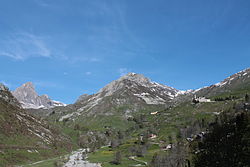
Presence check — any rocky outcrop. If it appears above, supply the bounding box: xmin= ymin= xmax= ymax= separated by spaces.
xmin=12 ymin=82 xmax=66 ymax=109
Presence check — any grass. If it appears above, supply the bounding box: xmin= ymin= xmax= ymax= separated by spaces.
xmin=0 ymin=135 xmax=70 ymax=167
xmin=210 ymin=84 xmax=250 ymax=100
xmin=87 ymin=99 xmax=243 ymax=167
xmin=88 ymin=147 xmax=143 ymax=167
xmin=22 ymin=157 xmax=60 ymax=167
xmin=0 ymin=149 xmax=55 ymax=167
xmin=22 ymin=153 xmax=70 ymax=167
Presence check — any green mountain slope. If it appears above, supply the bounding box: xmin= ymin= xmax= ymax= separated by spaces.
xmin=0 ymin=84 xmax=72 ymax=166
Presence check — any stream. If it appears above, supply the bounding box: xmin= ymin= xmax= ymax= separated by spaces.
xmin=63 ymin=149 xmax=101 ymax=167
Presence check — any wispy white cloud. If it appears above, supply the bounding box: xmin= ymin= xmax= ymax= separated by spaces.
xmin=0 ymin=32 xmax=52 ymax=60
xmin=0 ymin=31 xmax=104 ymax=64
xmin=0 ymin=52 xmax=24 ymax=60
xmin=79 ymin=1 xmax=147 ymax=58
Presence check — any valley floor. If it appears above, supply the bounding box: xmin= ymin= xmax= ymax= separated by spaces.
xmin=21 ymin=149 xmax=101 ymax=167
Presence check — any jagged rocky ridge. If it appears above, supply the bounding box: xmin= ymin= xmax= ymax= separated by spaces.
xmin=12 ymin=82 xmax=66 ymax=109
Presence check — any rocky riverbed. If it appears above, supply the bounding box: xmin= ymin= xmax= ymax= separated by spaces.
xmin=63 ymin=149 xmax=101 ymax=167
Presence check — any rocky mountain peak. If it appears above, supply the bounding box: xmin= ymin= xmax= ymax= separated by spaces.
xmin=13 ymin=82 xmax=38 ymax=104
xmin=119 ymin=72 xmax=151 ymax=86
xmin=23 ymin=82 xmax=35 ymax=88
xmin=97 ymin=73 xmax=152 ymax=97
xmin=12 ymin=82 xmax=66 ymax=109
xmin=73 ymin=73 xmax=181 ymax=118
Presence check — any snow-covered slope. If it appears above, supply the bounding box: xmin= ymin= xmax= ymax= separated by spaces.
xmin=213 ymin=68 xmax=250 ymax=87
xmin=12 ymin=82 xmax=66 ymax=109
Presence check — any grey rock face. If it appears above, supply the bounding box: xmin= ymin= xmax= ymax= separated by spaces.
xmin=76 ymin=94 xmax=90 ymax=103
xmin=62 ymin=73 xmax=182 ymax=120
xmin=12 ymin=82 xmax=66 ymax=109
xmin=95 ymin=72 xmax=179 ymax=103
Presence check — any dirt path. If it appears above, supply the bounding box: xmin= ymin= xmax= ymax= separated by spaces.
xmin=18 ymin=157 xmax=58 ymax=167
xmin=129 ymin=156 xmax=148 ymax=166
xmin=0 ymin=144 xmax=48 ymax=150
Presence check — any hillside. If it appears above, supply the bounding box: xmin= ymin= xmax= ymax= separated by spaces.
xmin=176 ymin=68 xmax=250 ymax=102
xmin=190 ymin=100 xmax=250 ymax=167
xmin=0 ymin=84 xmax=72 ymax=166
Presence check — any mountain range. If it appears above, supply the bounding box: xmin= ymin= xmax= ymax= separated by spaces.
xmin=12 ymin=82 xmax=66 ymax=109
xmin=11 ymin=68 xmax=250 ymax=120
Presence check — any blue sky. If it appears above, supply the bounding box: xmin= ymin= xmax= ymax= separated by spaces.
xmin=0 ymin=0 xmax=250 ymax=104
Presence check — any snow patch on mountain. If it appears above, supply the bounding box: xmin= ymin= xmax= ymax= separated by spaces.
xmin=93 ymin=73 xmax=179 ymax=105
xmin=134 ymin=93 xmax=165 ymax=104
xmin=213 ymin=68 xmax=250 ymax=88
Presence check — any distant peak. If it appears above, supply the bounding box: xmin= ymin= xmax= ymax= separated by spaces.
xmin=126 ymin=72 xmax=137 ymax=76
xmin=12 ymin=82 xmax=65 ymax=109
xmin=119 ymin=72 xmax=150 ymax=83
xmin=22 ymin=82 xmax=35 ymax=89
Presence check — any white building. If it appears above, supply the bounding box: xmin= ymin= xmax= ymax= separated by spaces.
xmin=194 ymin=95 xmax=211 ymax=102
xmin=150 ymin=111 xmax=158 ymax=115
